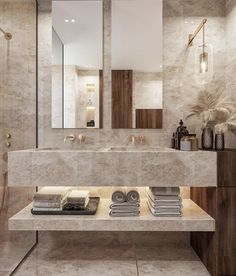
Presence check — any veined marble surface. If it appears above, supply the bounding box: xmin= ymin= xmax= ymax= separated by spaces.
xmin=9 ymin=199 xmax=215 ymax=232
xmin=8 ymin=148 xmax=217 ymax=187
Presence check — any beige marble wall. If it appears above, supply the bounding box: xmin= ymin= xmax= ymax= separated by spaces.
xmin=0 ymin=0 xmax=36 ymax=274
xmin=36 ymin=0 xmax=228 ymax=245
xmin=225 ymin=0 xmax=236 ymax=148
xmin=38 ymin=0 xmax=229 ymax=148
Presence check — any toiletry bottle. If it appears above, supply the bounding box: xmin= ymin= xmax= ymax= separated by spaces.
xmin=171 ymin=133 xmax=176 ymax=149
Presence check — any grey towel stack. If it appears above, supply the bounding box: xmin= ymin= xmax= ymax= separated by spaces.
xmin=32 ymin=187 xmax=71 ymax=211
xmin=146 ymin=187 xmax=183 ymax=217
xmin=63 ymin=190 xmax=90 ymax=210
xmin=110 ymin=188 xmax=140 ymax=217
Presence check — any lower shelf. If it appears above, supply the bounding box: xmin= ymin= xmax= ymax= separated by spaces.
xmin=9 ymin=199 xmax=215 ymax=232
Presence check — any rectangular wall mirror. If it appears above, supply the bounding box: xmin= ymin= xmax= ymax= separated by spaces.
xmin=52 ymin=0 xmax=103 ymax=129
xmin=111 ymin=0 xmax=163 ymax=129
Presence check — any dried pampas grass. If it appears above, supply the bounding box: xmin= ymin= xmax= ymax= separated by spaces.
xmin=186 ymin=88 xmax=236 ymax=128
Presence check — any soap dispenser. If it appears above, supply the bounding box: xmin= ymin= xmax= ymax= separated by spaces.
xmin=175 ymin=120 xmax=189 ymax=149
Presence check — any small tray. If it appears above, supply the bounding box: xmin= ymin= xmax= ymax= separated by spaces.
xmin=31 ymin=197 xmax=100 ymax=215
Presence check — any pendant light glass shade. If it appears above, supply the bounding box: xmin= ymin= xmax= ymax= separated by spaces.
xmin=195 ymin=43 xmax=213 ymax=85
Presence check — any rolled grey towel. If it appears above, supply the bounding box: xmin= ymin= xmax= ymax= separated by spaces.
xmin=111 ymin=188 xmax=126 ymax=203
xmin=126 ymin=188 xmax=140 ymax=203
xmin=149 ymin=187 xmax=180 ymax=196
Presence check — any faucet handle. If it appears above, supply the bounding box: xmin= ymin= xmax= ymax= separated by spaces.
xmin=64 ymin=134 xmax=76 ymax=143
xmin=138 ymin=135 xmax=145 ymax=144
xmin=128 ymin=135 xmax=136 ymax=144
xmin=78 ymin=134 xmax=86 ymax=144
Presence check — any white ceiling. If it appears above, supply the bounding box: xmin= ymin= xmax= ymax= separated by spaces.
xmin=52 ymin=0 xmax=162 ymax=72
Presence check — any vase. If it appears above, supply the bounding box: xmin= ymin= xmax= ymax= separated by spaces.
xmin=215 ymin=133 xmax=225 ymax=151
xmin=201 ymin=127 xmax=214 ymax=150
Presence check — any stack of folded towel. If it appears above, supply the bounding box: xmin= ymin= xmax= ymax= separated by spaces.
xmin=109 ymin=188 xmax=140 ymax=217
xmin=146 ymin=187 xmax=183 ymax=217
xmin=63 ymin=190 xmax=90 ymax=210
xmin=32 ymin=187 xmax=71 ymax=212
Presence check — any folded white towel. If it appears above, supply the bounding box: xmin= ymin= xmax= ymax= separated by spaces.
xmin=66 ymin=190 xmax=90 ymax=206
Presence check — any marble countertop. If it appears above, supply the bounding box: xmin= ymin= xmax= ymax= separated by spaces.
xmin=8 ymin=147 xmax=217 ymax=187
xmin=9 ymin=199 xmax=215 ymax=232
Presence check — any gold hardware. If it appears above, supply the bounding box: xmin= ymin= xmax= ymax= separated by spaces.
xmin=5 ymin=142 xmax=11 ymax=148
xmin=188 ymin=18 xmax=207 ymax=46
xmin=139 ymin=135 xmax=145 ymax=144
xmin=0 ymin=27 xmax=12 ymax=40
xmin=64 ymin=134 xmax=76 ymax=143
xmin=78 ymin=134 xmax=86 ymax=144
xmin=5 ymin=133 xmax=11 ymax=139
xmin=128 ymin=135 xmax=136 ymax=145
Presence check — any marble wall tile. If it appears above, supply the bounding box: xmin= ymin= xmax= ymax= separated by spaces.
xmin=0 ymin=0 xmax=37 ymax=274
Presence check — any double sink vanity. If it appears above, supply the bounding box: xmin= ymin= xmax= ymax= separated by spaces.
xmin=8 ymin=146 xmax=217 ymax=232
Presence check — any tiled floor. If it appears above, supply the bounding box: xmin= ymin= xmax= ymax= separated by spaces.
xmin=0 ymin=241 xmax=35 ymax=276
xmin=13 ymin=243 xmax=210 ymax=276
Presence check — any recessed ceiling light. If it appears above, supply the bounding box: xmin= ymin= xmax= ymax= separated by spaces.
xmin=65 ymin=19 xmax=69 ymax=23
xmin=71 ymin=19 xmax=76 ymax=23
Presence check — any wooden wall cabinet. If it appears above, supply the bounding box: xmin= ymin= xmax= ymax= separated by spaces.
xmin=191 ymin=150 xmax=236 ymax=276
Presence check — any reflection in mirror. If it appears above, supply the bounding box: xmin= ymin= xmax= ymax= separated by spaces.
xmin=52 ymin=0 xmax=103 ymax=129
xmin=111 ymin=0 xmax=163 ymax=129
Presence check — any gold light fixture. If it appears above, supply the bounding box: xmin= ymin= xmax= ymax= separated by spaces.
xmin=188 ymin=18 xmax=213 ymax=84
xmin=0 ymin=27 xmax=12 ymax=40
xmin=199 ymin=24 xmax=208 ymax=74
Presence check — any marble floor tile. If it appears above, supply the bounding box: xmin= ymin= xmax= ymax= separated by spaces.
xmin=0 ymin=271 xmax=12 ymax=276
xmin=137 ymin=260 xmax=210 ymax=276
xmin=0 ymin=241 xmax=35 ymax=274
xmin=14 ymin=244 xmax=138 ymax=276
xmin=136 ymin=246 xmax=210 ymax=276
xmin=13 ymin=243 xmax=210 ymax=276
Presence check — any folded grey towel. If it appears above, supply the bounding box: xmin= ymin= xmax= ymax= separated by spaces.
xmin=126 ymin=188 xmax=140 ymax=203
xmin=147 ymin=192 xmax=183 ymax=208
xmin=146 ymin=188 xmax=182 ymax=203
xmin=110 ymin=202 xmax=140 ymax=209
xmin=149 ymin=187 xmax=180 ymax=196
xmin=111 ymin=188 xmax=126 ymax=203
xmin=147 ymin=201 xmax=182 ymax=217
xmin=32 ymin=207 xmax=62 ymax=212
xmin=33 ymin=202 xmax=62 ymax=208
xmin=63 ymin=202 xmax=88 ymax=211
xmin=109 ymin=210 xmax=140 ymax=217
xmin=33 ymin=187 xmax=71 ymax=203
xmin=33 ymin=194 xmax=62 ymax=203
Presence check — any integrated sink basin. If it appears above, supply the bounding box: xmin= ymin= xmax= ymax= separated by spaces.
xmin=8 ymin=147 xmax=217 ymax=187
xmin=107 ymin=147 xmax=175 ymax=152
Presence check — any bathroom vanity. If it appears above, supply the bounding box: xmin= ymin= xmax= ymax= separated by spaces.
xmin=7 ymin=148 xmax=236 ymax=275
xmin=8 ymin=147 xmax=216 ymax=233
